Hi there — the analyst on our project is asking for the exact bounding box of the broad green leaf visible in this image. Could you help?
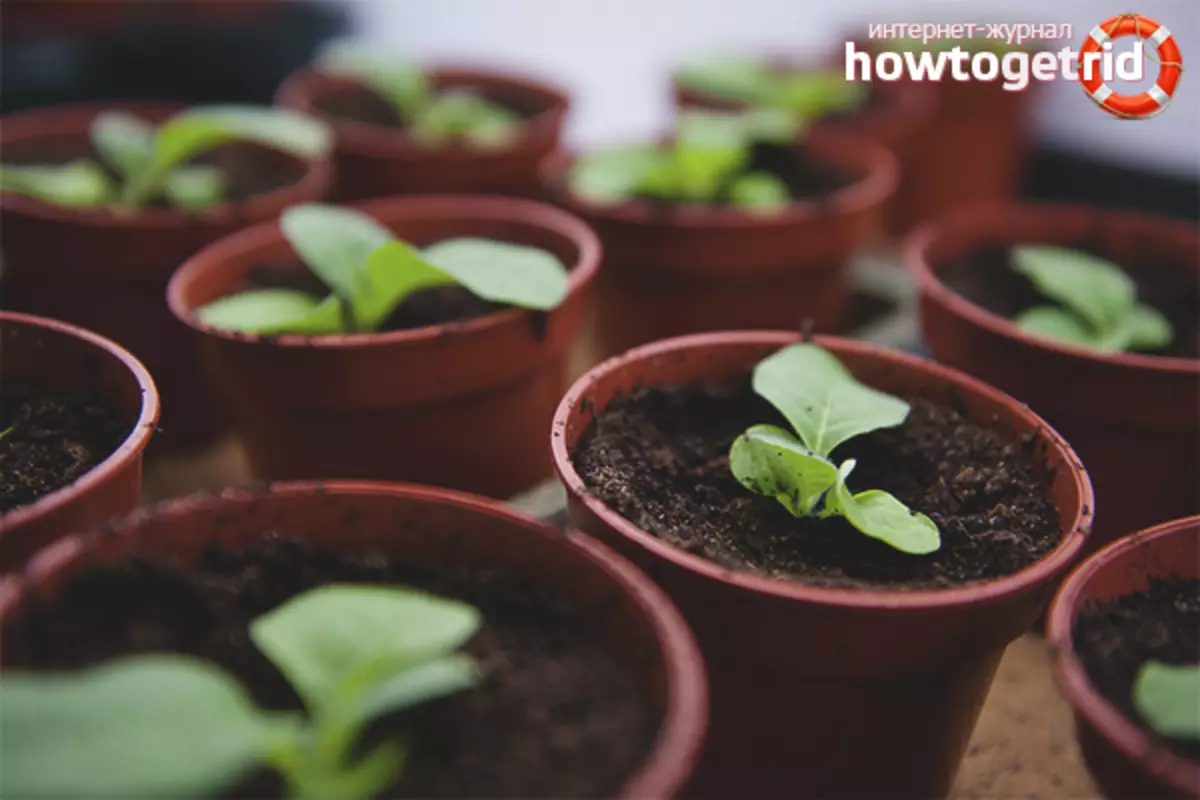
[740,106,803,144]
[1133,661,1200,741]
[673,110,752,201]
[774,72,867,118]
[729,171,790,211]
[355,240,456,330]
[423,237,570,310]
[280,203,396,302]
[828,460,940,554]
[729,424,838,515]
[676,108,754,150]
[90,111,155,180]
[249,584,481,717]
[0,161,115,207]
[0,654,281,799]
[1109,304,1174,353]
[675,57,778,104]
[164,164,228,210]
[1014,306,1098,348]
[1011,246,1136,333]
[409,89,520,148]
[354,653,480,726]
[752,343,911,457]
[196,289,345,335]
[569,146,665,202]
[317,40,430,119]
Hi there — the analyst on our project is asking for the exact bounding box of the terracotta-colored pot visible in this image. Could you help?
[539,127,898,364]
[167,195,599,498]
[551,331,1094,799]
[0,102,333,449]
[0,481,709,799]
[0,312,158,572]
[907,204,1199,547]
[276,66,568,202]
[672,62,938,237]
[1047,515,1200,800]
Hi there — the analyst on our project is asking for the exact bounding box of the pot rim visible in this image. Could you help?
[0,311,160,534]
[1,480,708,800]
[165,194,601,349]
[1045,514,1200,796]
[551,329,1095,611]
[0,100,334,230]
[905,202,1200,375]
[537,126,899,229]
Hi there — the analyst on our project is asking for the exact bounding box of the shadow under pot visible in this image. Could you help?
[539,127,898,364]
[906,204,1199,547]
[0,481,708,798]
[276,66,569,202]
[551,331,1094,799]
[0,103,333,450]
[0,312,158,572]
[167,195,599,498]
[1047,515,1200,800]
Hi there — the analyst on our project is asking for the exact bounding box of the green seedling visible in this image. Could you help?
[676,57,868,120]
[196,203,569,335]
[569,108,797,210]
[0,106,330,211]
[729,343,940,555]
[316,40,520,148]
[0,425,13,442]
[0,584,482,800]
[1133,660,1200,741]
[1011,246,1173,354]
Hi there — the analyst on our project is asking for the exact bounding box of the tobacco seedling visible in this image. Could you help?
[196,203,570,335]
[569,108,797,210]
[675,57,868,120]
[0,106,331,211]
[316,40,521,148]
[1,584,482,799]
[1010,246,1173,354]
[1132,660,1200,741]
[729,343,940,555]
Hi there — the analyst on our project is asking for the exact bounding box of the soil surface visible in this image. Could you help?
[0,384,132,514]
[1073,576,1200,762]
[939,246,1200,359]
[573,378,1061,590]
[3,536,656,798]
[313,82,535,132]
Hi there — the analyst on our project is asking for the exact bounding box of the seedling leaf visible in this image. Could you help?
[730,424,838,514]
[729,171,790,210]
[280,203,395,304]
[752,343,910,457]
[0,161,115,207]
[676,57,778,104]
[356,240,457,330]
[569,146,665,202]
[409,89,520,148]
[317,40,430,120]
[164,164,228,210]
[1011,246,1136,333]
[0,654,281,799]
[1133,661,1200,741]
[354,653,480,727]
[422,237,570,310]
[90,111,155,180]
[776,72,868,118]
[1014,306,1096,347]
[828,461,941,554]
[196,290,345,335]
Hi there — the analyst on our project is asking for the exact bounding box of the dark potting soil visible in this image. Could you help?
[313,83,535,132]
[0,384,132,514]
[2,536,656,798]
[1073,576,1200,761]
[939,246,1200,359]
[573,379,1061,590]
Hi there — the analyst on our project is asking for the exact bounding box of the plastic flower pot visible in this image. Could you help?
[0,481,708,799]
[0,312,158,572]
[0,103,332,450]
[276,65,569,202]
[907,204,1199,547]
[672,61,938,237]
[167,195,599,498]
[539,127,898,363]
[1047,515,1200,800]
[551,331,1094,799]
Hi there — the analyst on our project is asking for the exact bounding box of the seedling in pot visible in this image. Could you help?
[1010,246,1173,354]
[316,40,521,148]
[1,584,481,799]
[729,343,941,554]
[195,203,570,336]
[676,57,868,120]
[0,106,331,211]
[1132,661,1200,742]
[569,108,798,211]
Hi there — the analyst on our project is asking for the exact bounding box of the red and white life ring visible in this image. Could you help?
[1078,14,1184,119]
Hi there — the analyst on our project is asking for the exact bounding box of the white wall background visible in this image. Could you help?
[331,0,1199,177]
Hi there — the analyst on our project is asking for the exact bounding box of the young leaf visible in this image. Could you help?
[422,237,570,311]
[353,653,480,727]
[316,40,430,120]
[409,89,520,148]
[249,584,481,717]
[1011,246,1137,333]
[729,171,790,211]
[775,72,867,118]
[196,290,345,335]
[1097,304,1174,353]
[0,654,284,799]
[752,343,911,458]
[0,425,13,442]
[163,164,228,210]
[569,146,665,202]
[1014,306,1097,348]
[1133,661,1200,741]
[675,57,778,105]
[280,203,396,303]
[90,111,155,180]
[355,240,457,330]
[827,460,941,555]
[0,161,115,207]
[729,424,838,515]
